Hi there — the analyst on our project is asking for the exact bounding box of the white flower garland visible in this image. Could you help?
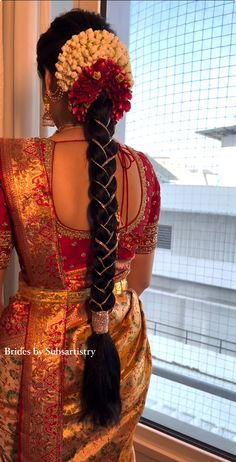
[55,28,134,92]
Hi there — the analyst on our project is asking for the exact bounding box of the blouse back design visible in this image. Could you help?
[0,138,161,290]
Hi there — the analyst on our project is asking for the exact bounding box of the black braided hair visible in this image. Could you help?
[82,93,121,426]
[37,9,122,426]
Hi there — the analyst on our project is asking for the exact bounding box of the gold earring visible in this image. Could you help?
[42,86,64,127]
[47,86,64,102]
[42,92,54,127]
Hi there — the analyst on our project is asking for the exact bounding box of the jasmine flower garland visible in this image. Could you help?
[54,28,134,123]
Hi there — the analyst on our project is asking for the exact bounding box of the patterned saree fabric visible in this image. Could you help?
[0,137,160,462]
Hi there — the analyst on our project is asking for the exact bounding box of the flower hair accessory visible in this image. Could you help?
[55,28,134,124]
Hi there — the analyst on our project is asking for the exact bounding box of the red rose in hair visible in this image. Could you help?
[68,58,132,123]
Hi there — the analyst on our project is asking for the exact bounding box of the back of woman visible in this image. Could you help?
[0,8,160,462]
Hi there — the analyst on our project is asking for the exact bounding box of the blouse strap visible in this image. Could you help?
[117,144,135,231]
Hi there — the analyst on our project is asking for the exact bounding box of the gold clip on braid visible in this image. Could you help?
[91,309,111,334]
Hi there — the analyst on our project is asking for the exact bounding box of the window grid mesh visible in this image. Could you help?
[122,0,236,457]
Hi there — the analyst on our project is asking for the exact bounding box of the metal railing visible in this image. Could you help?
[151,364,236,401]
[147,319,236,355]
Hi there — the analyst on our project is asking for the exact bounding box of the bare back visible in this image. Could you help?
[49,137,142,232]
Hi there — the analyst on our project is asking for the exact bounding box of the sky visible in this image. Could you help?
[122,0,236,186]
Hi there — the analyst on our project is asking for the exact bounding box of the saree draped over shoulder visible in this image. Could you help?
[0,137,161,462]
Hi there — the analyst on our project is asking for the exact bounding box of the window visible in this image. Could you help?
[107,1,236,460]
[157,225,172,250]
[51,1,74,22]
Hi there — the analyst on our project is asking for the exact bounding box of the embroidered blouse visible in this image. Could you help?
[0,138,161,290]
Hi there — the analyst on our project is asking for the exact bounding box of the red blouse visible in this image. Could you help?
[0,138,161,289]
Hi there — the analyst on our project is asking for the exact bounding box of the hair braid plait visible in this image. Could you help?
[81,91,121,427]
[36,8,134,428]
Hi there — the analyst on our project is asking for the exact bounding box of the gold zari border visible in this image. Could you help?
[18,277,128,304]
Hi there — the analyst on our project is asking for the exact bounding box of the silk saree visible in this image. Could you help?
[0,137,160,461]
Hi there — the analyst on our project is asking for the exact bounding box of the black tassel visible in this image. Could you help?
[81,332,121,427]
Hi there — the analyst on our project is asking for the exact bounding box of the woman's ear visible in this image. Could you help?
[44,68,53,93]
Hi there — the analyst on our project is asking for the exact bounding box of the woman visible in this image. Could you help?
[0,8,160,462]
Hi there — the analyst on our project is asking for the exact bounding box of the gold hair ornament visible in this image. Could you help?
[91,309,112,334]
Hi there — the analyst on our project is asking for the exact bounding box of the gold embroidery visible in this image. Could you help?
[18,277,128,304]
[56,219,91,239]
[41,137,53,185]
[136,222,159,254]
[1,138,66,288]
[65,266,90,275]
[0,230,14,268]
[1,222,9,228]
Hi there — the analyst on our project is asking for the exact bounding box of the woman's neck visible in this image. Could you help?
[48,124,87,142]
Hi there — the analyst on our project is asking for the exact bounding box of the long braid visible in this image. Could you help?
[36,8,133,428]
[82,92,121,426]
